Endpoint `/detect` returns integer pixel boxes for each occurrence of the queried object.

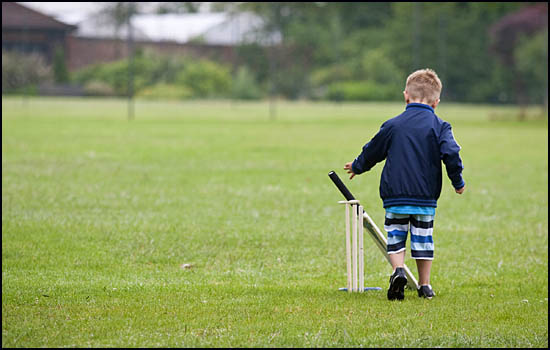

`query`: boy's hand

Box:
[344,162,356,179]
[455,186,465,194]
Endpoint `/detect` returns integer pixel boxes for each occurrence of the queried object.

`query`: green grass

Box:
[2,96,548,347]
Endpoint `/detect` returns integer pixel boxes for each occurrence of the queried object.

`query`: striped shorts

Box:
[384,212,435,260]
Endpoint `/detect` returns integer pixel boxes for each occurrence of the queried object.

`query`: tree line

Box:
[2,2,547,113]
[235,2,547,110]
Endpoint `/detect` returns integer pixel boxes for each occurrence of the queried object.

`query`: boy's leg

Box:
[384,212,410,300]
[415,259,432,285]
[410,214,435,287]
[384,212,410,269]
[389,250,405,271]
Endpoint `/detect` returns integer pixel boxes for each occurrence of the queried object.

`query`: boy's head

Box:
[403,68,442,108]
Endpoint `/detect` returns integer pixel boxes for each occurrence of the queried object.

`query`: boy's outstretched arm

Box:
[344,122,392,180]
[440,122,465,194]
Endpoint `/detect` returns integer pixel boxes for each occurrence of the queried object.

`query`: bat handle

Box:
[328,170,355,201]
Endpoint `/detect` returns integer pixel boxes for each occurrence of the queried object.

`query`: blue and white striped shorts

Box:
[384,212,435,260]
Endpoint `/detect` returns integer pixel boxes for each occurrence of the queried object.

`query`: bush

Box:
[361,48,402,87]
[73,60,128,96]
[2,50,52,93]
[310,48,403,102]
[73,51,166,96]
[310,64,356,100]
[176,60,231,98]
[73,53,233,99]
[231,66,263,100]
[310,64,355,87]
[136,83,193,100]
[83,80,116,96]
[327,80,400,101]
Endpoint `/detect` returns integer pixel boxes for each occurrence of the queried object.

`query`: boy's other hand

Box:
[344,162,356,179]
[455,186,465,194]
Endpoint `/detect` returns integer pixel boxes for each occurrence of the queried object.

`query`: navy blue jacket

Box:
[351,103,465,208]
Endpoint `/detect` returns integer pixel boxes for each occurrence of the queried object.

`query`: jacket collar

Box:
[406,103,434,113]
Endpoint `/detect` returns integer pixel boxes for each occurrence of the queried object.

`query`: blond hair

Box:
[405,68,442,104]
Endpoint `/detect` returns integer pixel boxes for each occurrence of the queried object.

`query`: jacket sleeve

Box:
[440,122,465,189]
[351,122,392,175]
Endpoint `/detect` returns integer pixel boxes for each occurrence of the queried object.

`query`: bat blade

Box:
[362,210,419,290]
[328,170,420,290]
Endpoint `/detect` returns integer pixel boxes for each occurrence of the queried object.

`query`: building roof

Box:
[4,2,280,46]
[198,12,282,45]
[2,2,76,31]
[74,12,228,43]
[74,11,280,46]
[133,13,229,43]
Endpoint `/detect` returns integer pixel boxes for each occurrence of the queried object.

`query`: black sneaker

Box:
[387,267,407,300]
[417,285,435,299]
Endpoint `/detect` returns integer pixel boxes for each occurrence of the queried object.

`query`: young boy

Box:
[343,68,465,300]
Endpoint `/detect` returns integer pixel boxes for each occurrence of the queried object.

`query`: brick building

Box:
[2,2,286,78]
[2,2,76,63]
[3,2,254,72]
[65,36,237,71]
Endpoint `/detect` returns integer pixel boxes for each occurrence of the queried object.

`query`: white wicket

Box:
[339,200,364,293]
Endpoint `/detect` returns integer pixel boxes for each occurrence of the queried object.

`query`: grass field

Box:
[2,96,548,347]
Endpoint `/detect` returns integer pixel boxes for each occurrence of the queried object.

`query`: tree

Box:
[155,2,202,14]
[53,46,69,83]
[97,2,141,119]
[97,2,141,40]
[489,3,548,119]
[210,2,539,105]
[515,29,548,114]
